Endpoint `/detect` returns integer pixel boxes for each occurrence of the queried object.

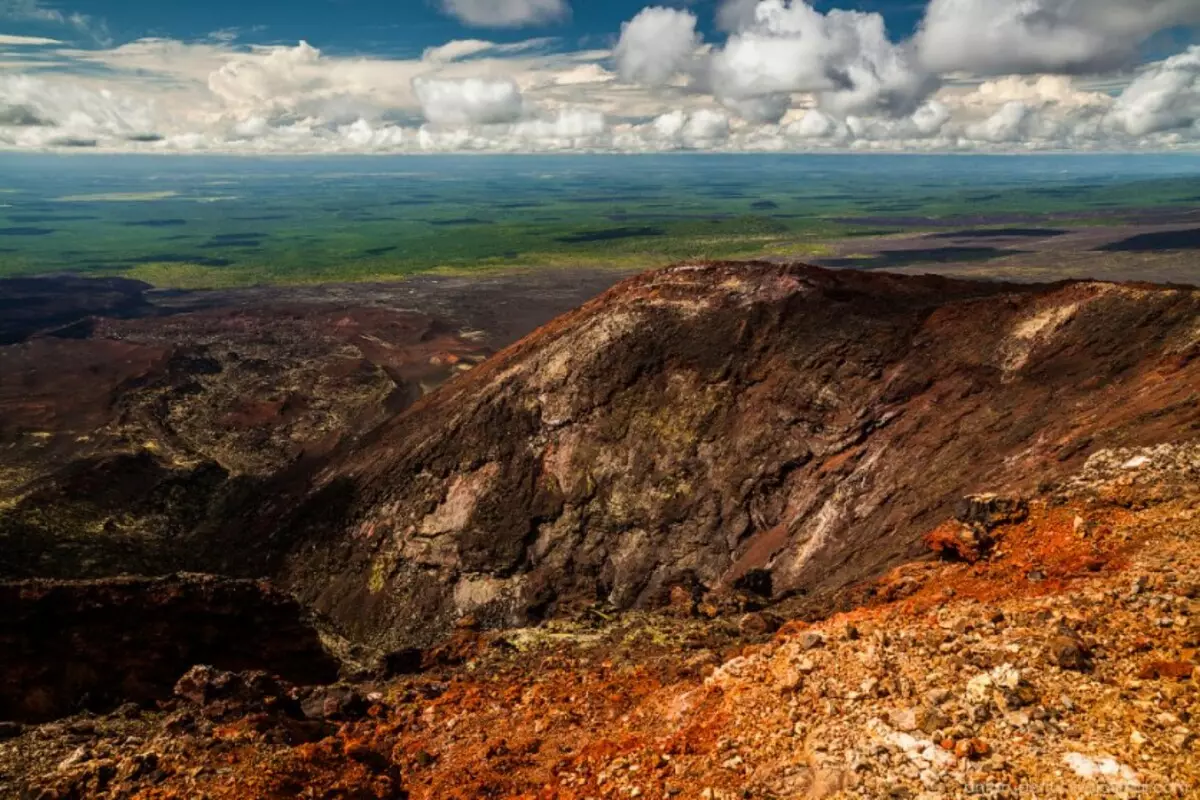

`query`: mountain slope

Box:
[268,262,1200,651]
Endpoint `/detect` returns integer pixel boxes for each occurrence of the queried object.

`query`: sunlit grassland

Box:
[1,153,1197,289]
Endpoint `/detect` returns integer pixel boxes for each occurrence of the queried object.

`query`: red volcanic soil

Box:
[7,482,1199,799]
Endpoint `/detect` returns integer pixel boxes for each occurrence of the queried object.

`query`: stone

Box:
[918,709,950,735]
[966,673,994,705]
[800,632,826,651]
[58,745,92,772]
[171,666,304,724]
[954,494,1028,532]
[1047,636,1092,672]
[300,685,369,721]
[0,721,23,740]
[668,585,696,616]
[954,739,991,761]
[925,523,993,564]
[890,709,920,732]
[1137,661,1194,681]
[738,612,781,636]
[772,663,803,693]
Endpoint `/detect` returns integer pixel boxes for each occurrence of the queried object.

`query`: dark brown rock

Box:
[955,494,1029,532]
[298,685,370,721]
[737,612,782,636]
[1047,635,1093,672]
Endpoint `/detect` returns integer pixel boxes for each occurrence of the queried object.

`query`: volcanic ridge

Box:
[1,261,1198,799]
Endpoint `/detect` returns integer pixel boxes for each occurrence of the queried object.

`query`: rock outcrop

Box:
[263,262,1200,651]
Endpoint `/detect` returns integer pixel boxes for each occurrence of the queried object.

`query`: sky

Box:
[1,0,1199,154]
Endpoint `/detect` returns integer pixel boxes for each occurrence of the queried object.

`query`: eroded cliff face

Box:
[269,263,1200,651]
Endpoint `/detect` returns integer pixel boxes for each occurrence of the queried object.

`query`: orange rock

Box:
[954,739,991,760]
[1138,661,1195,681]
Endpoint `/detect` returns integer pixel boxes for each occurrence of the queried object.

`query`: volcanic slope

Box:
[266,262,1200,652]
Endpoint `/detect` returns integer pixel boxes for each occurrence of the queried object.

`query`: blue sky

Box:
[1,0,1199,154]
[7,0,931,54]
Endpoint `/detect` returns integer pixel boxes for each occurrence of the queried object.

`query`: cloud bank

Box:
[1,0,1199,153]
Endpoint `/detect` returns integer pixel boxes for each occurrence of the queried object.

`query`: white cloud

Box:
[917,0,1200,75]
[414,76,524,126]
[646,107,730,148]
[438,0,568,29]
[709,0,934,120]
[422,39,499,63]
[786,108,841,139]
[966,101,1035,143]
[0,2,1199,156]
[1107,46,1200,136]
[716,0,762,33]
[0,32,60,45]
[614,7,700,87]
[421,37,558,63]
[0,72,159,146]
[958,75,1113,112]
[719,93,791,124]
[0,0,109,44]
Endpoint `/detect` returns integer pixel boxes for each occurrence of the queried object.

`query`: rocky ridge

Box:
[268,262,1200,652]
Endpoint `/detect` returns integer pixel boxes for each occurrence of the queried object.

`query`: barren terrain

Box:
[1,260,1197,799]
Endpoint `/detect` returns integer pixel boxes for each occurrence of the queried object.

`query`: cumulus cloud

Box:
[710,0,935,120]
[716,0,762,33]
[614,7,700,86]
[719,93,791,124]
[1,1,1200,156]
[438,0,568,28]
[786,108,841,140]
[917,0,1200,76]
[646,108,730,148]
[0,73,160,147]
[1107,46,1200,136]
[413,76,524,125]
[966,101,1036,143]
[958,75,1113,112]
[0,102,51,125]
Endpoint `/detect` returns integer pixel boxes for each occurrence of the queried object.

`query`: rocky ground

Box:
[1,262,1197,799]
[3,440,1196,799]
